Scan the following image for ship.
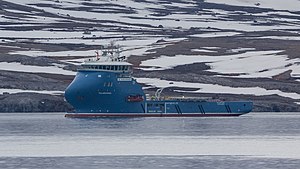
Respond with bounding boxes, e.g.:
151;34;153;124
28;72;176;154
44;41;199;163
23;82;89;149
64;45;252;117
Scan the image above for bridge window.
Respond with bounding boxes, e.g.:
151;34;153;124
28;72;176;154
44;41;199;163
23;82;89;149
122;66;125;70
82;65;131;71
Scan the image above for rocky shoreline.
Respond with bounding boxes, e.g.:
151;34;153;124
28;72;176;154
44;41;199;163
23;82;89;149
0;93;72;112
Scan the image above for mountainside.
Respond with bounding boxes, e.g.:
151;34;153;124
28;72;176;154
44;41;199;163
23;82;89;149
1;0;300;112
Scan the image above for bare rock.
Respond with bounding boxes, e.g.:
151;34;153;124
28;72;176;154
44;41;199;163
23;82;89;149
272;70;292;80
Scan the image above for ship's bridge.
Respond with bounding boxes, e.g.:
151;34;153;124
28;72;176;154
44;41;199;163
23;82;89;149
80;57;132;73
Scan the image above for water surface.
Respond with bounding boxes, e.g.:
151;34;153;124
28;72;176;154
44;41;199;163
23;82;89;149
0;112;300;168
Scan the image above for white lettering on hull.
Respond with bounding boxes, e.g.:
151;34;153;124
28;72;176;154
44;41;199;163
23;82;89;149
117;78;132;81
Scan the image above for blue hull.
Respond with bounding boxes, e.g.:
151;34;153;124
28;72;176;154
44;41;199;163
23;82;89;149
65;69;252;117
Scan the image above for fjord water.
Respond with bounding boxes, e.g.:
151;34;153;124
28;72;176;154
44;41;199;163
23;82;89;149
0;113;300;169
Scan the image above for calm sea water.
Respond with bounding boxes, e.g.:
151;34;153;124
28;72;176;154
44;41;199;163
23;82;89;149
0;112;300;169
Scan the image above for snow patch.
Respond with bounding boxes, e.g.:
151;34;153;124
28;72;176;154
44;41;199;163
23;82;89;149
190;32;241;38
140;50;300;79
136;77;300;100
0;62;76;75
191;49;217;53
0;88;63;95
205;0;300;11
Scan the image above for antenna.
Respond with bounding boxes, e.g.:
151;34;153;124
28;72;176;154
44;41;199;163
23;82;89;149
95;50;99;60
155;88;165;100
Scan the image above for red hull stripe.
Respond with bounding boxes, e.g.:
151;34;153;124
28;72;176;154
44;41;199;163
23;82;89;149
65;113;243;118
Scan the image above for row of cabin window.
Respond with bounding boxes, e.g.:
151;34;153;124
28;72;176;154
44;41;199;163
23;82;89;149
83;65;130;71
